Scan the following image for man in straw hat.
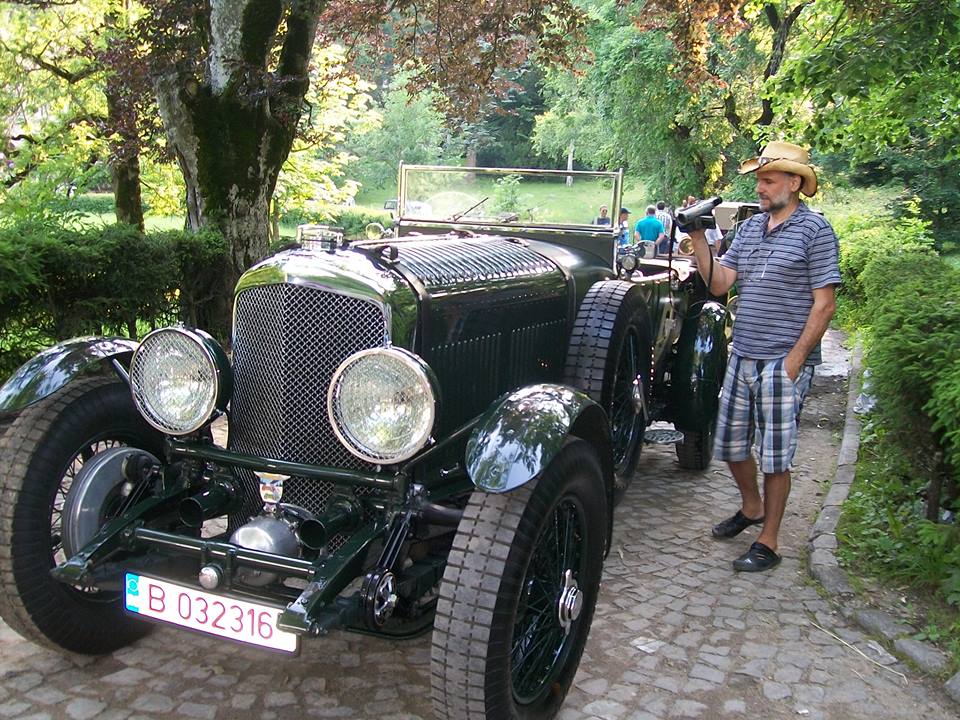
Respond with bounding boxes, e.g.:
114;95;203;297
683;141;841;572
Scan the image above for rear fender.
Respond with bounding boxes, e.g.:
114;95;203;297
0;337;138;414
669;301;728;429
465;384;612;494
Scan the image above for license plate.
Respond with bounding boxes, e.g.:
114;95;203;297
124;573;298;653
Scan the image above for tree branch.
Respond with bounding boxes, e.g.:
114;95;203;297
756;1;811;127
0;38;99;83
24;51;99;83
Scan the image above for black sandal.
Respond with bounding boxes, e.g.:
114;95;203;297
711;510;764;539
732;541;781;572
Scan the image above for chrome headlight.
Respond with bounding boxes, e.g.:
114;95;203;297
130;328;231;435
328;347;437;464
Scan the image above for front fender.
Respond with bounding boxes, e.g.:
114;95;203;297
669;301;728;430
0;337;138;414
465;384;611;493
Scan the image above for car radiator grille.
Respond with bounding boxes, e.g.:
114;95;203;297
227;283;387;543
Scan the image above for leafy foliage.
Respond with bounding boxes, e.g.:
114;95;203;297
778;0;960;160
347;81;455;191
838;434;960;616
0;222;226;379
836;205;960;632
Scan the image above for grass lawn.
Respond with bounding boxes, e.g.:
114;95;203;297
356;175;650;224
815;183;902;226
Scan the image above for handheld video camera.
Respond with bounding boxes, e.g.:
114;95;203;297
675;196;722;232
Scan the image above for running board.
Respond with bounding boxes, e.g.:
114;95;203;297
644;429;685;445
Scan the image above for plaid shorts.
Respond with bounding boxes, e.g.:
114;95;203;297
715;353;815;474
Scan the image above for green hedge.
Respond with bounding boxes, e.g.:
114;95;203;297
836;209;960;617
280;207;393;239
0;222;226;380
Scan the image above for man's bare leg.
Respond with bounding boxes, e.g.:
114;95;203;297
755;470;791;551
728;458;764;519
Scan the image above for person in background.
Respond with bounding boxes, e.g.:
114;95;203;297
655;201;673;239
595;205;612;226
683;141;840;573
634;205;667;254
617;207;632;246
705;223;724;254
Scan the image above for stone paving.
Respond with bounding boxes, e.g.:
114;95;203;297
0;330;956;719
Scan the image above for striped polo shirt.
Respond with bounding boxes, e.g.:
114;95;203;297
720;203;841;365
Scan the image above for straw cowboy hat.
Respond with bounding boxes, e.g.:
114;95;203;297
738;141;818;197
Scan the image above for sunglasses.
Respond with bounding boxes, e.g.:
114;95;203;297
756;156;790;167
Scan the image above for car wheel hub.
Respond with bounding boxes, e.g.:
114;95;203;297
557;569;582;634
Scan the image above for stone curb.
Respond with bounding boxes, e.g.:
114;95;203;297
807;341;960;704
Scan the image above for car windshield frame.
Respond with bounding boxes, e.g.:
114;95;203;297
397;164;623;231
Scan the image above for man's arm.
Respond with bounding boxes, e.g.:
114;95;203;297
784;285;837;380
688;228;737;295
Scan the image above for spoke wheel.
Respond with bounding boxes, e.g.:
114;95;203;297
564;281;652;502
431;439;607;720
0;375;164;654
510;497;585;705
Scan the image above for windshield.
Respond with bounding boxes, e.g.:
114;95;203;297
399;166;622;228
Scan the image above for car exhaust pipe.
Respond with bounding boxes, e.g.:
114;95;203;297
179;480;240;527
298;499;361;551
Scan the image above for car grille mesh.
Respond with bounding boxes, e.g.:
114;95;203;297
396;238;556;287
227;283;387;544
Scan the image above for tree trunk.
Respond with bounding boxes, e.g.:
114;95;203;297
105;6;145;230
566;142;574;186
465;146;478;183
152;0;323;340
110;151;144;230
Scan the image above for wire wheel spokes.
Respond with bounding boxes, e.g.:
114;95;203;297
511;498;585;705
50;439;125;567
610;327;642;472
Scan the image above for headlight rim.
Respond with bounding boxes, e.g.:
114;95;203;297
130;326;229;436
327;346;438;465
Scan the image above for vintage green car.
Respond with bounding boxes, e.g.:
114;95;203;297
0;165;727;719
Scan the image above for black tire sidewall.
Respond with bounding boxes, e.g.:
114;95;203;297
565;281;652;482
0;376;163;653
605;296;652;478
485;441;607;720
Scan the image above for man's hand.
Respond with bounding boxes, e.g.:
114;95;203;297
783;351;803;382
683;196;737;295
683;196;709;246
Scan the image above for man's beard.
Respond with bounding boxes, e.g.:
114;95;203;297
759;190;791;212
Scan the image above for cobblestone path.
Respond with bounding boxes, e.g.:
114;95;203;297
0;333;954;719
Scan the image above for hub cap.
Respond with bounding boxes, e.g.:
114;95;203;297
557;569;583;633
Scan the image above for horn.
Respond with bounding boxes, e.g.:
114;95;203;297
678;236;694;256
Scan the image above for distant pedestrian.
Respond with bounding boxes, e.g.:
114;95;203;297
617;207;631;246
595;205;612;226
684;140;840;573
655;201;673;238
634;205;666;254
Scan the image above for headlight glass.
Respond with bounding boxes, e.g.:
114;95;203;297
328;348;437;464
130;328;222;435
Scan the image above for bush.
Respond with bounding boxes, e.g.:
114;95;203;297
833;204;935;318
68;193;115;215
332;208;393;239
0;222;226;381
834;201;960;634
